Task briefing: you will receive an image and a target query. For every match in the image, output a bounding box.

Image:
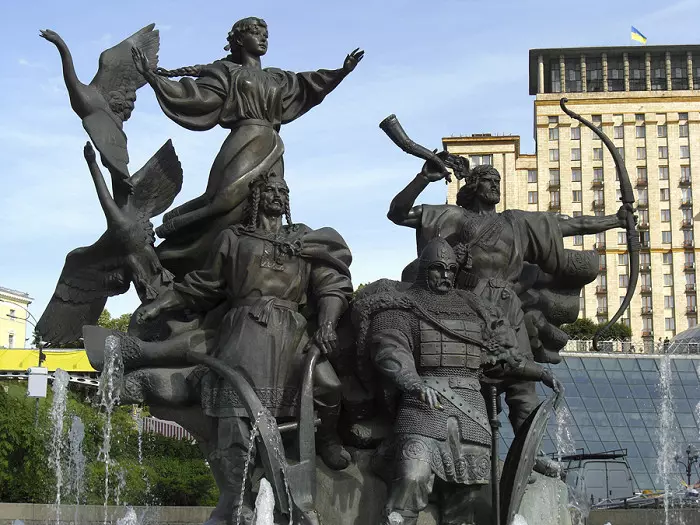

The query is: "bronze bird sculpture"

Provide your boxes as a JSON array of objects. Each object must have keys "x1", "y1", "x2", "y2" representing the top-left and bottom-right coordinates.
[
  {"x1": 40, "y1": 25, "x2": 159, "y2": 204},
  {"x1": 36, "y1": 140, "x2": 182, "y2": 346}
]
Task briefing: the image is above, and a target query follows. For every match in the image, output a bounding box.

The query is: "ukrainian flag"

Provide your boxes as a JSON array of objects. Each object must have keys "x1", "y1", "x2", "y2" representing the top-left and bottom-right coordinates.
[{"x1": 631, "y1": 26, "x2": 647, "y2": 44}]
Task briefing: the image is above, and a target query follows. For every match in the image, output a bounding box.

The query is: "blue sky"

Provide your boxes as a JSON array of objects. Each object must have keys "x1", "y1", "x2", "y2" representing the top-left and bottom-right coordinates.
[{"x1": 2, "y1": 0, "x2": 700, "y2": 343}]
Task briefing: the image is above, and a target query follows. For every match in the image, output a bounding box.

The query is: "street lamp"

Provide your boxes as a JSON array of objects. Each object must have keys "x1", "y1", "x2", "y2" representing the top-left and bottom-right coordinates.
[{"x1": 675, "y1": 444, "x2": 700, "y2": 487}]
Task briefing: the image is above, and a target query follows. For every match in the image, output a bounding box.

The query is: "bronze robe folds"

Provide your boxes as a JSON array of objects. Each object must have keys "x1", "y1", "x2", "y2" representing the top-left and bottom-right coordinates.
[{"x1": 174, "y1": 224, "x2": 352, "y2": 418}]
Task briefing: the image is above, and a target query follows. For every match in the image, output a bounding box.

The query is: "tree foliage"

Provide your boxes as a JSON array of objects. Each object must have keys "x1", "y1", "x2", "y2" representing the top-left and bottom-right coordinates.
[
  {"x1": 560, "y1": 318, "x2": 632, "y2": 341},
  {"x1": 0, "y1": 381, "x2": 216, "y2": 505}
]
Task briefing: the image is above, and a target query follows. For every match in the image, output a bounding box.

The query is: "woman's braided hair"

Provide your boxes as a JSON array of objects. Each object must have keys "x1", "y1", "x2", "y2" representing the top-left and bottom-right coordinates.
[{"x1": 155, "y1": 17, "x2": 267, "y2": 77}]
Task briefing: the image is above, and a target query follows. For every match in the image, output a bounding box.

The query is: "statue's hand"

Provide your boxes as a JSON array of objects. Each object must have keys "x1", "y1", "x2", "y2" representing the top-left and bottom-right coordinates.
[
  {"x1": 137, "y1": 301, "x2": 163, "y2": 324},
  {"x1": 420, "y1": 150, "x2": 450, "y2": 182},
  {"x1": 39, "y1": 29, "x2": 64, "y2": 45},
  {"x1": 131, "y1": 46, "x2": 151, "y2": 77},
  {"x1": 343, "y1": 48, "x2": 365, "y2": 73},
  {"x1": 540, "y1": 369, "x2": 563, "y2": 395},
  {"x1": 83, "y1": 142, "x2": 97, "y2": 163},
  {"x1": 414, "y1": 384, "x2": 443, "y2": 410},
  {"x1": 616, "y1": 203, "x2": 637, "y2": 228},
  {"x1": 313, "y1": 322, "x2": 337, "y2": 355}
]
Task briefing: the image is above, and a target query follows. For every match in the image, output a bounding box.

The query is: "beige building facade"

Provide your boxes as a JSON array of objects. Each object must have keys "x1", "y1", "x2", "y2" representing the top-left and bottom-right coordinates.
[
  {"x1": 0, "y1": 286, "x2": 33, "y2": 349},
  {"x1": 444, "y1": 44, "x2": 700, "y2": 341}
]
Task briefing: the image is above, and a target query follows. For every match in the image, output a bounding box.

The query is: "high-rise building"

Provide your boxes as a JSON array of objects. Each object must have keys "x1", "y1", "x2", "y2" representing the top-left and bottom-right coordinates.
[
  {"x1": 0, "y1": 286, "x2": 33, "y2": 349},
  {"x1": 444, "y1": 44, "x2": 700, "y2": 342}
]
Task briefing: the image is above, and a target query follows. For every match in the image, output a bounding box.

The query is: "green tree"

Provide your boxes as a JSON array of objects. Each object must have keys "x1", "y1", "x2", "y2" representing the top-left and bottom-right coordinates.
[
  {"x1": 560, "y1": 318, "x2": 597, "y2": 340},
  {"x1": 97, "y1": 309, "x2": 131, "y2": 333},
  {"x1": 0, "y1": 380, "x2": 216, "y2": 505},
  {"x1": 596, "y1": 321, "x2": 632, "y2": 340}
]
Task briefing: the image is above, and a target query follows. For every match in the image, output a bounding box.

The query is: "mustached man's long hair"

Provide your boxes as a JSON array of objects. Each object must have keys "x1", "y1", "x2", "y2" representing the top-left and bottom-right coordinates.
[
  {"x1": 455, "y1": 164, "x2": 501, "y2": 209},
  {"x1": 245, "y1": 172, "x2": 292, "y2": 230}
]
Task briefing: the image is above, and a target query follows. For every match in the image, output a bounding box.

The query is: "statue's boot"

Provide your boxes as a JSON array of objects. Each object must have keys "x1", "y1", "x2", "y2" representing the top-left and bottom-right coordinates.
[
  {"x1": 83, "y1": 325, "x2": 214, "y2": 372},
  {"x1": 205, "y1": 448, "x2": 255, "y2": 525},
  {"x1": 315, "y1": 403, "x2": 351, "y2": 470}
]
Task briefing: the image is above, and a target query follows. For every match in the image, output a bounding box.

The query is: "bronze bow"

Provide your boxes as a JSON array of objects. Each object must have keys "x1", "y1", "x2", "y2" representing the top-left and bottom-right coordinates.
[{"x1": 559, "y1": 98, "x2": 639, "y2": 350}]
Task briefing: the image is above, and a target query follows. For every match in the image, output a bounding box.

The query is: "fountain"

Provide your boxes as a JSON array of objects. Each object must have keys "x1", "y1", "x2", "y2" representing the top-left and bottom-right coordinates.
[
  {"x1": 49, "y1": 369, "x2": 70, "y2": 525},
  {"x1": 67, "y1": 415, "x2": 86, "y2": 523}
]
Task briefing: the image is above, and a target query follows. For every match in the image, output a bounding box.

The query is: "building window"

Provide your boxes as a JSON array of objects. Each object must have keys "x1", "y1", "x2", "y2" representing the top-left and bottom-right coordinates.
[
  {"x1": 681, "y1": 145, "x2": 690, "y2": 158},
  {"x1": 549, "y1": 116, "x2": 559, "y2": 124},
  {"x1": 8, "y1": 309, "x2": 15, "y2": 319},
  {"x1": 572, "y1": 190, "x2": 582, "y2": 202},
  {"x1": 550, "y1": 191, "x2": 560, "y2": 205},
  {"x1": 662, "y1": 231, "x2": 672, "y2": 243},
  {"x1": 635, "y1": 113, "x2": 645, "y2": 122},
  {"x1": 665, "y1": 318, "x2": 676, "y2": 332},
  {"x1": 614, "y1": 125, "x2": 624, "y2": 139},
  {"x1": 571, "y1": 127, "x2": 580, "y2": 140},
  {"x1": 593, "y1": 148, "x2": 603, "y2": 160},
  {"x1": 629, "y1": 55, "x2": 646, "y2": 90},
  {"x1": 471, "y1": 155, "x2": 492, "y2": 166},
  {"x1": 651, "y1": 54, "x2": 667, "y2": 90},
  {"x1": 593, "y1": 167, "x2": 603, "y2": 181},
  {"x1": 681, "y1": 166, "x2": 691, "y2": 180},
  {"x1": 658, "y1": 124, "x2": 667, "y2": 138},
  {"x1": 639, "y1": 209, "x2": 649, "y2": 225},
  {"x1": 664, "y1": 273, "x2": 674, "y2": 286},
  {"x1": 619, "y1": 274, "x2": 629, "y2": 287},
  {"x1": 682, "y1": 187, "x2": 693, "y2": 203},
  {"x1": 638, "y1": 188, "x2": 648, "y2": 205},
  {"x1": 663, "y1": 252, "x2": 673, "y2": 264},
  {"x1": 664, "y1": 296, "x2": 675, "y2": 309},
  {"x1": 671, "y1": 54, "x2": 688, "y2": 90},
  {"x1": 573, "y1": 210, "x2": 582, "y2": 217},
  {"x1": 660, "y1": 188, "x2": 670, "y2": 201},
  {"x1": 636, "y1": 147, "x2": 646, "y2": 160},
  {"x1": 608, "y1": 55, "x2": 624, "y2": 91},
  {"x1": 618, "y1": 253, "x2": 628, "y2": 265},
  {"x1": 659, "y1": 166, "x2": 669, "y2": 180},
  {"x1": 661, "y1": 209, "x2": 671, "y2": 222},
  {"x1": 635, "y1": 125, "x2": 646, "y2": 138},
  {"x1": 549, "y1": 127, "x2": 559, "y2": 140},
  {"x1": 528, "y1": 191, "x2": 538, "y2": 204},
  {"x1": 8, "y1": 333, "x2": 13, "y2": 349},
  {"x1": 680, "y1": 112, "x2": 689, "y2": 120},
  {"x1": 617, "y1": 147, "x2": 625, "y2": 160},
  {"x1": 618, "y1": 232, "x2": 627, "y2": 244},
  {"x1": 659, "y1": 146, "x2": 669, "y2": 159},
  {"x1": 549, "y1": 59, "x2": 561, "y2": 93},
  {"x1": 587, "y1": 57, "x2": 603, "y2": 92},
  {"x1": 565, "y1": 57, "x2": 582, "y2": 92},
  {"x1": 572, "y1": 168, "x2": 582, "y2": 182},
  {"x1": 680, "y1": 123, "x2": 689, "y2": 137},
  {"x1": 549, "y1": 169, "x2": 560, "y2": 183},
  {"x1": 637, "y1": 166, "x2": 647, "y2": 180},
  {"x1": 526, "y1": 169, "x2": 537, "y2": 183},
  {"x1": 573, "y1": 235, "x2": 583, "y2": 246},
  {"x1": 549, "y1": 149, "x2": 559, "y2": 161},
  {"x1": 571, "y1": 148, "x2": 581, "y2": 161}
]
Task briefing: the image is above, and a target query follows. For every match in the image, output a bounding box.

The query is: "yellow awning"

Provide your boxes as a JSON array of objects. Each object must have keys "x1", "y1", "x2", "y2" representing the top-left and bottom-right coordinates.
[{"x1": 0, "y1": 349, "x2": 96, "y2": 372}]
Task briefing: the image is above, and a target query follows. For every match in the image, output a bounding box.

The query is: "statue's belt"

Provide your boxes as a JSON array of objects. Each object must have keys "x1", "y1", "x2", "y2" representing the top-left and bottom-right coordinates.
[
  {"x1": 226, "y1": 118, "x2": 277, "y2": 131},
  {"x1": 231, "y1": 296, "x2": 299, "y2": 326},
  {"x1": 421, "y1": 376, "x2": 490, "y2": 431}
]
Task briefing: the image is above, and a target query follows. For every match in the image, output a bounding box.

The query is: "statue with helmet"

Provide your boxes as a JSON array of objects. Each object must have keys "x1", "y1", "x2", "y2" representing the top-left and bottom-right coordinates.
[{"x1": 353, "y1": 238, "x2": 562, "y2": 525}]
